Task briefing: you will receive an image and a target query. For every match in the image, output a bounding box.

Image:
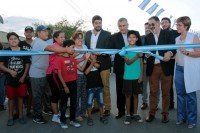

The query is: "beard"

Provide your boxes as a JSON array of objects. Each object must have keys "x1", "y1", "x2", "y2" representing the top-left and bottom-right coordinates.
[{"x1": 94, "y1": 27, "x2": 102, "y2": 32}]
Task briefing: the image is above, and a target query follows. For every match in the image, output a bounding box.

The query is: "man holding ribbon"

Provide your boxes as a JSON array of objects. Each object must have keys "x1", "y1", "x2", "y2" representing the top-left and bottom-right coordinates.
[
  {"x1": 85, "y1": 15, "x2": 112, "y2": 116},
  {"x1": 145, "y1": 16, "x2": 176, "y2": 123}
]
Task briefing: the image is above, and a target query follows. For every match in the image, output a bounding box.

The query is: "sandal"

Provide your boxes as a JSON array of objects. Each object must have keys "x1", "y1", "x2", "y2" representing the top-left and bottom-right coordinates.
[
  {"x1": 87, "y1": 118, "x2": 94, "y2": 126},
  {"x1": 100, "y1": 116, "x2": 108, "y2": 124}
]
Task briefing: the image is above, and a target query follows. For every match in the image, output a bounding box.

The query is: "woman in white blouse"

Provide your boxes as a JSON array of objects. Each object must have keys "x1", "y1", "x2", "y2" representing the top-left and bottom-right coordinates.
[{"x1": 175, "y1": 16, "x2": 200, "y2": 129}]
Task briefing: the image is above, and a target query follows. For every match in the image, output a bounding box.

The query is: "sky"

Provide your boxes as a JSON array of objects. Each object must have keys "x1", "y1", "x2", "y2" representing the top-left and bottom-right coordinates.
[{"x1": 0, "y1": 0, "x2": 200, "y2": 37}]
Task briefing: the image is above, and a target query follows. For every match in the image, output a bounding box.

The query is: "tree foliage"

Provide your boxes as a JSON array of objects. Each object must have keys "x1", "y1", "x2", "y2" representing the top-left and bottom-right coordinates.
[{"x1": 33, "y1": 18, "x2": 85, "y2": 39}]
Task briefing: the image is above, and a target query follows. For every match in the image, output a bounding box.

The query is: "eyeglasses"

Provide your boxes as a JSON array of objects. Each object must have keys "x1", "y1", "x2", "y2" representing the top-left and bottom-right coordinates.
[{"x1": 148, "y1": 23, "x2": 155, "y2": 27}]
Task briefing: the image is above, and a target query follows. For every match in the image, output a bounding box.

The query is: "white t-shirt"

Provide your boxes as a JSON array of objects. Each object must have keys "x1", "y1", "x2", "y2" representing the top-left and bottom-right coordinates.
[
  {"x1": 29, "y1": 38, "x2": 50, "y2": 78},
  {"x1": 90, "y1": 30, "x2": 101, "y2": 49}
]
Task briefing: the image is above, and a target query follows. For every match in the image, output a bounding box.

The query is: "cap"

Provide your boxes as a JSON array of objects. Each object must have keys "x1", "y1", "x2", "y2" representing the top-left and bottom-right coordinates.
[
  {"x1": 36, "y1": 25, "x2": 49, "y2": 32},
  {"x1": 25, "y1": 26, "x2": 34, "y2": 31}
]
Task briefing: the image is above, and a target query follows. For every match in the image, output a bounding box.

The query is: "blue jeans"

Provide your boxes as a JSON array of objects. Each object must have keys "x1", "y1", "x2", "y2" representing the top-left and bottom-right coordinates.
[
  {"x1": 87, "y1": 87, "x2": 103, "y2": 108},
  {"x1": 175, "y1": 65, "x2": 197, "y2": 125},
  {"x1": 0, "y1": 75, "x2": 6, "y2": 105}
]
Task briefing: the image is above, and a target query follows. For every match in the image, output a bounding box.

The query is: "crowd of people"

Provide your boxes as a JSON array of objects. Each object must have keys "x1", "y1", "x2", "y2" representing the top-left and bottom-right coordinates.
[{"x1": 0, "y1": 15, "x2": 200, "y2": 129}]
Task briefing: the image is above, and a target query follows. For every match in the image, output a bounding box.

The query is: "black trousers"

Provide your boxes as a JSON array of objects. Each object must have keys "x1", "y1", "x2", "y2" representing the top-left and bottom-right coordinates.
[
  {"x1": 60, "y1": 80, "x2": 77, "y2": 122},
  {"x1": 115, "y1": 72, "x2": 134, "y2": 115}
]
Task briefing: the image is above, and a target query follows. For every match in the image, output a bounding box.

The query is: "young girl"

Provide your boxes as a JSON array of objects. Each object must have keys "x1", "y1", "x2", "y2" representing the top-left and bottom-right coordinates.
[
  {"x1": 122, "y1": 30, "x2": 143, "y2": 125},
  {"x1": 55, "y1": 39, "x2": 90, "y2": 129},
  {"x1": 46, "y1": 30, "x2": 65, "y2": 123},
  {"x1": 0, "y1": 32, "x2": 30, "y2": 126}
]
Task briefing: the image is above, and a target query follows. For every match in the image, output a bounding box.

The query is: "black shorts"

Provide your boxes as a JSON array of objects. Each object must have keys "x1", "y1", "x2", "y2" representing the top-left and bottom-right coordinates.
[{"x1": 122, "y1": 80, "x2": 143, "y2": 95}]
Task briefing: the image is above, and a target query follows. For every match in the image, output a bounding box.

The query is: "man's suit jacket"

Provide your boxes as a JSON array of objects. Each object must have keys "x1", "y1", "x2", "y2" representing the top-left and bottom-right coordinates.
[
  {"x1": 144, "y1": 29, "x2": 176, "y2": 76},
  {"x1": 85, "y1": 29, "x2": 111, "y2": 71},
  {"x1": 110, "y1": 30, "x2": 141, "y2": 74}
]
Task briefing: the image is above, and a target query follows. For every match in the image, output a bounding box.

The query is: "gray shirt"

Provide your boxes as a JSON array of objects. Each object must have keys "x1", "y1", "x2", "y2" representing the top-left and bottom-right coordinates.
[{"x1": 29, "y1": 38, "x2": 50, "y2": 78}]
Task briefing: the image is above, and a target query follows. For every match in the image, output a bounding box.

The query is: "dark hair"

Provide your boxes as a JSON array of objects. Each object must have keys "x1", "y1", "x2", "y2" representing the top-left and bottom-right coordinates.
[
  {"x1": 161, "y1": 17, "x2": 171, "y2": 24},
  {"x1": 7, "y1": 32, "x2": 19, "y2": 41},
  {"x1": 92, "y1": 15, "x2": 102, "y2": 24},
  {"x1": 63, "y1": 39, "x2": 75, "y2": 47},
  {"x1": 144, "y1": 22, "x2": 149, "y2": 25},
  {"x1": 127, "y1": 30, "x2": 141, "y2": 46},
  {"x1": 0, "y1": 42, "x2": 3, "y2": 50},
  {"x1": 53, "y1": 30, "x2": 64, "y2": 43},
  {"x1": 149, "y1": 16, "x2": 160, "y2": 22}
]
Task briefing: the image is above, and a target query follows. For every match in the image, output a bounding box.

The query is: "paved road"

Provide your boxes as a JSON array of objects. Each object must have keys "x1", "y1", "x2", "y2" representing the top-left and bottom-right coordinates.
[{"x1": 0, "y1": 73, "x2": 200, "y2": 133}]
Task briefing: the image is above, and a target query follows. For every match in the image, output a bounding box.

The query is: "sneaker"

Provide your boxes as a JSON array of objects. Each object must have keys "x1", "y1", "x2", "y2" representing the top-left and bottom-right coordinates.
[
  {"x1": 87, "y1": 118, "x2": 94, "y2": 126},
  {"x1": 100, "y1": 116, "x2": 108, "y2": 124},
  {"x1": 19, "y1": 117, "x2": 26, "y2": 124},
  {"x1": 69, "y1": 121, "x2": 81, "y2": 128},
  {"x1": 52, "y1": 114, "x2": 60, "y2": 123},
  {"x1": 188, "y1": 124, "x2": 196, "y2": 129},
  {"x1": 65, "y1": 114, "x2": 70, "y2": 118},
  {"x1": 60, "y1": 122, "x2": 68, "y2": 129},
  {"x1": 43, "y1": 110, "x2": 53, "y2": 116},
  {"x1": 7, "y1": 119, "x2": 14, "y2": 126},
  {"x1": 124, "y1": 115, "x2": 131, "y2": 125},
  {"x1": 141, "y1": 103, "x2": 148, "y2": 110},
  {"x1": 0, "y1": 105, "x2": 6, "y2": 111},
  {"x1": 33, "y1": 117, "x2": 47, "y2": 124},
  {"x1": 132, "y1": 115, "x2": 143, "y2": 123},
  {"x1": 58, "y1": 113, "x2": 69, "y2": 119},
  {"x1": 76, "y1": 116, "x2": 83, "y2": 122}
]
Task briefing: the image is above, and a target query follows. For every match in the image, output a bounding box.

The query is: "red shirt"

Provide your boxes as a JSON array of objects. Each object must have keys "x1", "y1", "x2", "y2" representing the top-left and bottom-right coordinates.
[
  {"x1": 46, "y1": 42, "x2": 61, "y2": 74},
  {"x1": 55, "y1": 56, "x2": 77, "y2": 82}
]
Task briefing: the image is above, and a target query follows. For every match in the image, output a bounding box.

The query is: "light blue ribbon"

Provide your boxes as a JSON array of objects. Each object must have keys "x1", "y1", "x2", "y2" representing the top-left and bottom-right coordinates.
[{"x1": 1, "y1": 44, "x2": 200, "y2": 60}]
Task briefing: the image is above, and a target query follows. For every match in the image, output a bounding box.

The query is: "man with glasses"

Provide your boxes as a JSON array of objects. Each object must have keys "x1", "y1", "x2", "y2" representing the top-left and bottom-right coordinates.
[{"x1": 145, "y1": 16, "x2": 176, "y2": 123}]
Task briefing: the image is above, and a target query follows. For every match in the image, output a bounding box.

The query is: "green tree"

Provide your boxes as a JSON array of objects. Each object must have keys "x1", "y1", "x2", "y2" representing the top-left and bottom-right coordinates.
[{"x1": 33, "y1": 18, "x2": 85, "y2": 39}]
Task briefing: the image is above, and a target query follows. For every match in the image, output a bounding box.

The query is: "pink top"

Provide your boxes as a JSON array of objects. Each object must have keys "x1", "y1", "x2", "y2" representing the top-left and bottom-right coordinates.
[{"x1": 46, "y1": 42, "x2": 61, "y2": 74}]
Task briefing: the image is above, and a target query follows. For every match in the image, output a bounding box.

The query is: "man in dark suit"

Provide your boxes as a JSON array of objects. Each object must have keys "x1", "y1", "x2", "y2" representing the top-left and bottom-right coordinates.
[
  {"x1": 145, "y1": 16, "x2": 176, "y2": 123},
  {"x1": 140, "y1": 22, "x2": 151, "y2": 110},
  {"x1": 110, "y1": 18, "x2": 141, "y2": 119},
  {"x1": 85, "y1": 15, "x2": 111, "y2": 116},
  {"x1": 161, "y1": 17, "x2": 181, "y2": 110}
]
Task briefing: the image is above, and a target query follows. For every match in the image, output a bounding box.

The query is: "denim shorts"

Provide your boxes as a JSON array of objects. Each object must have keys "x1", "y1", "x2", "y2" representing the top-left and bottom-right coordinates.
[{"x1": 87, "y1": 87, "x2": 103, "y2": 108}]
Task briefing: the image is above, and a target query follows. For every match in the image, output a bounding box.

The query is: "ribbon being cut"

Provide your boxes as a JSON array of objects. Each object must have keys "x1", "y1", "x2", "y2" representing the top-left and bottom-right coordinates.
[
  {"x1": 1, "y1": 43, "x2": 200, "y2": 93},
  {"x1": 1, "y1": 44, "x2": 200, "y2": 58}
]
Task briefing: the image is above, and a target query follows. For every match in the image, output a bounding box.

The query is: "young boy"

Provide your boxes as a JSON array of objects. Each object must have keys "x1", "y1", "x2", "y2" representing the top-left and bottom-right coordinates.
[
  {"x1": 0, "y1": 32, "x2": 31, "y2": 126},
  {"x1": 122, "y1": 30, "x2": 143, "y2": 125},
  {"x1": 56, "y1": 39, "x2": 90, "y2": 129},
  {"x1": 84, "y1": 53, "x2": 108, "y2": 126}
]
